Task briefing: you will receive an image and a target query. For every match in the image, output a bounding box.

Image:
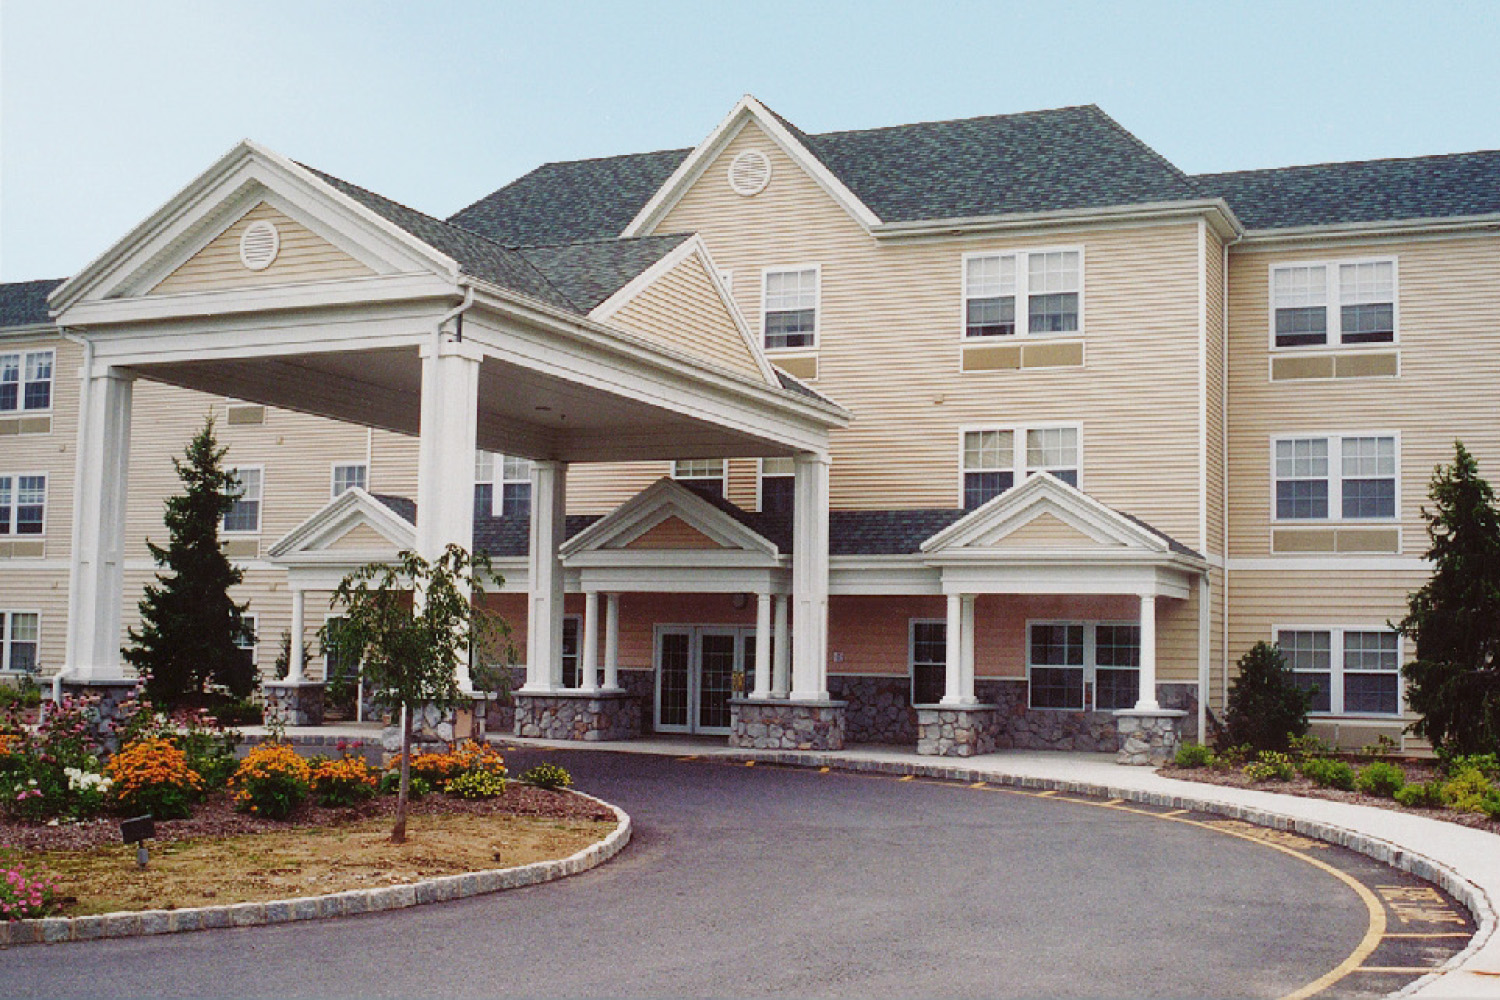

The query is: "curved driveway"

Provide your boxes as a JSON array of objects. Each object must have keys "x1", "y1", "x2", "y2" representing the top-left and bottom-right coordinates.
[{"x1": 1, "y1": 749, "x2": 1383, "y2": 998}]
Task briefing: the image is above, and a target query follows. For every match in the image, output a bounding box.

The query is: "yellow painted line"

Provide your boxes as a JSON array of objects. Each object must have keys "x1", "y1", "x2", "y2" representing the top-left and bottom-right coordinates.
[
  {"x1": 818, "y1": 766, "x2": 831, "y2": 773},
  {"x1": 1104, "y1": 798, "x2": 1124, "y2": 806},
  {"x1": 1358, "y1": 967, "x2": 1443, "y2": 975},
  {"x1": 744, "y1": 761, "x2": 756, "y2": 767},
  {"x1": 970, "y1": 781, "x2": 988, "y2": 789},
  {"x1": 897, "y1": 775, "x2": 915, "y2": 782},
  {"x1": 1384, "y1": 932, "x2": 1472, "y2": 939},
  {"x1": 1163, "y1": 808, "x2": 1190, "y2": 817},
  {"x1": 1036, "y1": 789, "x2": 1059, "y2": 797},
  {"x1": 676, "y1": 755, "x2": 698, "y2": 761}
]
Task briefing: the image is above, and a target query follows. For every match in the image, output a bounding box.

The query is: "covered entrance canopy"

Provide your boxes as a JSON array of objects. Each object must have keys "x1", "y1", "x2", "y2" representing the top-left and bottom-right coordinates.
[{"x1": 48, "y1": 139, "x2": 848, "y2": 700}]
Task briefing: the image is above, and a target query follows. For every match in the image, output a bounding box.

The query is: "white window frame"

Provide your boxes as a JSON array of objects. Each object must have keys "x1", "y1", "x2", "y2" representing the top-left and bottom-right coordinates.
[
  {"x1": 1267, "y1": 257, "x2": 1399, "y2": 351},
  {"x1": 0, "y1": 610, "x2": 41, "y2": 674},
  {"x1": 960, "y1": 247, "x2": 1085, "y2": 341},
  {"x1": 0, "y1": 472, "x2": 47, "y2": 537},
  {"x1": 224, "y1": 465, "x2": 264, "y2": 535},
  {"x1": 756, "y1": 457, "x2": 796, "y2": 513},
  {"x1": 235, "y1": 612, "x2": 259, "y2": 671},
  {"x1": 1269, "y1": 432, "x2": 1400, "y2": 524},
  {"x1": 672, "y1": 459, "x2": 728, "y2": 496},
  {"x1": 1025, "y1": 619, "x2": 1140, "y2": 712},
  {"x1": 330, "y1": 462, "x2": 368, "y2": 498},
  {"x1": 0, "y1": 349, "x2": 55, "y2": 414},
  {"x1": 499, "y1": 455, "x2": 533, "y2": 517},
  {"x1": 760, "y1": 264, "x2": 821, "y2": 353},
  {"x1": 908, "y1": 618, "x2": 947, "y2": 706},
  {"x1": 1273, "y1": 625, "x2": 1404, "y2": 718},
  {"x1": 957, "y1": 423, "x2": 1083, "y2": 508}
]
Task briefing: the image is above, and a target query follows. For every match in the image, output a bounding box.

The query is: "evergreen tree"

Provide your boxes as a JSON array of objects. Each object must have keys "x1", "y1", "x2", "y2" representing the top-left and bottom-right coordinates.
[
  {"x1": 1397, "y1": 442, "x2": 1500, "y2": 754},
  {"x1": 124, "y1": 417, "x2": 256, "y2": 706},
  {"x1": 1223, "y1": 641, "x2": 1313, "y2": 751}
]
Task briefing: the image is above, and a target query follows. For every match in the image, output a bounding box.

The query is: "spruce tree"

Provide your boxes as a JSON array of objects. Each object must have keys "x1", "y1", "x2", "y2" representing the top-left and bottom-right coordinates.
[
  {"x1": 125, "y1": 416, "x2": 256, "y2": 706},
  {"x1": 1223, "y1": 641, "x2": 1313, "y2": 751},
  {"x1": 1397, "y1": 442, "x2": 1500, "y2": 754}
]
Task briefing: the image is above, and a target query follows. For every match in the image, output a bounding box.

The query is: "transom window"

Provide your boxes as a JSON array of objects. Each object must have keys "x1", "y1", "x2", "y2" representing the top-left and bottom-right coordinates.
[
  {"x1": 0, "y1": 475, "x2": 46, "y2": 535},
  {"x1": 759, "y1": 457, "x2": 795, "y2": 515},
  {"x1": 1277, "y1": 627, "x2": 1401, "y2": 716},
  {"x1": 1, "y1": 611, "x2": 39, "y2": 674},
  {"x1": 1272, "y1": 259, "x2": 1396, "y2": 348},
  {"x1": 962, "y1": 426, "x2": 1080, "y2": 509},
  {"x1": 331, "y1": 463, "x2": 367, "y2": 498},
  {"x1": 475, "y1": 452, "x2": 532, "y2": 518},
  {"x1": 673, "y1": 459, "x2": 726, "y2": 499},
  {"x1": 1274, "y1": 435, "x2": 1396, "y2": 521},
  {"x1": 762, "y1": 268, "x2": 818, "y2": 350},
  {"x1": 1028, "y1": 621, "x2": 1140, "y2": 711},
  {"x1": 0, "y1": 350, "x2": 54, "y2": 412},
  {"x1": 964, "y1": 249, "x2": 1081, "y2": 338},
  {"x1": 224, "y1": 468, "x2": 262, "y2": 534},
  {"x1": 909, "y1": 619, "x2": 948, "y2": 706}
]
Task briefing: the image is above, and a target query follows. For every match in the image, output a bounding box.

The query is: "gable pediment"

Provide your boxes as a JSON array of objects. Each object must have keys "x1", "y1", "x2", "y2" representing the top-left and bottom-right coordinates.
[
  {"x1": 561, "y1": 478, "x2": 779, "y2": 561},
  {"x1": 267, "y1": 488, "x2": 416, "y2": 563}
]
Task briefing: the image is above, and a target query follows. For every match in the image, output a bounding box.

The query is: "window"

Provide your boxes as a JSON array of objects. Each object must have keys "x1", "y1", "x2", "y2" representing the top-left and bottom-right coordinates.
[
  {"x1": 1027, "y1": 622, "x2": 1140, "y2": 711},
  {"x1": 909, "y1": 620, "x2": 947, "y2": 705},
  {"x1": 475, "y1": 452, "x2": 531, "y2": 518},
  {"x1": 235, "y1": 614, "x2": 258, "y2": 675},
  {"x1": 0, "y1": 350, "x2": 53, "y2": 412},
  {"x1": 224, "y1": 468, "x2": 262, "y2": 533},
  {"x1": 1, "y1": 612, "x2": 39, "y2": 673},
  {"x1": 561, "y1": 615, "x2": 581, "y2": 688},
  {"x1": 673, "y1": 459, "x2": 726, "y2": 499},
  {"x1": 1274, "y1": 435, "x2": 1396, "y2": 521},
  {"x1": 961, "y1": 426, "x2": 1080, "y2": 509},
  {"x1": 762, "y1": 268, "x2": 817, "y2": 350},
  {"x1": 0, "y1": 475, "x2": 46, "y2": 536},
  {"x1": 1272, "y1": 259, "x2": 1395, "y2": 348},
  {"x1": 759, "y1": 457, "x2": 795, "y2": 514},
  {"x1": 474, "y1": 452, "x2": 495, "y2": 518},
  {"x1": 964, "y1": 250, "x2": 1081, "y2": 339},
  {"x1": 331, "y1": 463, "x2": 367, "y2": 498},
  {"x1": 1277, "y1": 627, "x2": 1401, "y2": 716}
]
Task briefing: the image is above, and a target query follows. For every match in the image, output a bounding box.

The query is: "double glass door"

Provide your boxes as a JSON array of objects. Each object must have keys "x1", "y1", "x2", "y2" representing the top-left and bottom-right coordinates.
[{"x1": 655, "y1": 626, "x2": 758, "y2": 735}]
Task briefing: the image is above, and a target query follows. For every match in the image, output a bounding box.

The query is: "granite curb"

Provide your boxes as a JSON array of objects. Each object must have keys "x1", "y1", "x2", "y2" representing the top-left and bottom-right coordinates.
[{"x1": 0, "y1": 789, "x2": 630, "y2": 948}]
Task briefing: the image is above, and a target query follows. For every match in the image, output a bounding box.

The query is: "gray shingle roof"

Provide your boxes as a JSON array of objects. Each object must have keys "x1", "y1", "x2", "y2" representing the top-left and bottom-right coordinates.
[
  {"x1": 1196, "y1": 149, "x2": 1500, "y2": 230},
  {"x1": 515, "y1": 234, "x2": 693, "y2": 313},
  {"x1": 0, "y1": 278, "x2": 66, "y2": 328}
]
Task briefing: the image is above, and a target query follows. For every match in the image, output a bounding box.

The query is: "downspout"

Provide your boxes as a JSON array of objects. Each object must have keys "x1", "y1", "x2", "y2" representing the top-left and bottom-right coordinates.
[
  {"x1": 436, "y1": 283, "x2": 476, "y2": 344},
  {"x1": 1220, "y1": 231, "x2": 1240, "y2": 722},
  {"x1": 55, "y1": 328, "x2": 94, "y2": 708}
]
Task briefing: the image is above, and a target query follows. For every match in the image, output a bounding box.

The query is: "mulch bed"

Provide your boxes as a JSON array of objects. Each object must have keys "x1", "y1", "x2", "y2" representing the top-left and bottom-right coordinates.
[
  {"x1": 0, "y1": 784, "x2": 613, "y2": 854},
  {"x1": 1159, "y1": 763, "x2": 1500, "y2": 836}
]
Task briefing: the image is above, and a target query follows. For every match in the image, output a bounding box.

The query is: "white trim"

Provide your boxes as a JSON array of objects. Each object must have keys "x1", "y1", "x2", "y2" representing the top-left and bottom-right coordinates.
[
  {"x1": 1266, "y1": 256, "x2": 1400, "y2": 352},
  {"x1": 329, "y1": 461, "x2": 368, "y2": 499},
  {"x1": 1196, "y1": 219, "x2": 1208, "y2": 556},
  {"x1": 560, "y1": 478, "x2": 780, "y2": 560},
  {"x1": 1269, "y1": 431, "x2": 1402, "y2": 525},
  {"x1": 670, "y1": 458, "x2": 729, "y2": 498},
  {"x1": 959, "y1": 246, "x2": 1085, "y2": 342},
  {"x1": 223, "y1": 464, "x2": 265, "y2": 536},
  {"x1": 760, "y1": 263, "x2": 821, "y2": 353},
  {"x1": 0, "y1": 609, "x2": 41, "y2": 675},
  {"x1": 266, "y1": 487, "x2": 416, "y2": 561},
  {"x1": 1227, "y1": 556, "x2": 1428, "y2": 572},
  {"x1": 872, "y1": 198, "x2": 1243, "y2": 242},
  {"x1": 1271, "y1": 623, "x2": 1405, "y2": 719},
  {"x1": 955, "y1": 423, "x2": 1083, "y2": 509},
  {"x1": 1264, "y1": 348, "x2": 1402, "y2": 383},
  {"x1": 1237, "y1": 212, "x2": 1500, "y2": 245},
  {"x1": 0, "y1": 348, "x2": 56, "y2": 417},
  {"x1": 756, "y1": 457, "x2": 796, "y2": 513},
  {"x1": 908, "y1": 617, "x2": 947, "y2": 707},
  {"x1": 0, "y1": 471, "x2": 49, "y2": 538}
]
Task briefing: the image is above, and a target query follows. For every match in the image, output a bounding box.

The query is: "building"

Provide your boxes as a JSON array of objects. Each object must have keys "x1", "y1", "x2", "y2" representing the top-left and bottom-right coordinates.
[{"x1": 3, "y1": 97, "x2": 1497, "y2": 758}]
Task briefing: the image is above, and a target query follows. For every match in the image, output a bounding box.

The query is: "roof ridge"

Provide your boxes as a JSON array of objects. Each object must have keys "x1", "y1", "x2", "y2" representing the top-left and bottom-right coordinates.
[
  {"x1": 1196, "y1": 146, "x2": 1500, "y2": 180},
  {"x1": 806, "y1": 102, "x2": 1105, "y2": 141},
  {"x1": 508, "y1": 232, "x2": 692, "y2": 251},
  {"x1": 1085, "y1": 105, "x2": 1205, "y2": 196}
]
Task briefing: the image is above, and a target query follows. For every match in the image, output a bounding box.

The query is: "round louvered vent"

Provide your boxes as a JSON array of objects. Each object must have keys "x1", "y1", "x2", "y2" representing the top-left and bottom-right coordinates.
[
  {"x1": 727, "y1": 149, "x2": 772, "y2": 197},
  {"x1": 238, "y1": 220, "x2": 281, "y2": 271}
]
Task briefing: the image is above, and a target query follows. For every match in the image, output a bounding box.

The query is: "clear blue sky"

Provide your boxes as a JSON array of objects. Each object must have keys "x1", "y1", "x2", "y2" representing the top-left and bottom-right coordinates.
[{"x1": 3, "y1": 0, "x2": 1497, "y2": 281}]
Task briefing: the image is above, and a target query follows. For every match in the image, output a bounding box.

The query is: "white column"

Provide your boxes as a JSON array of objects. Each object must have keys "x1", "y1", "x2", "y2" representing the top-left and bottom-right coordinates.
[
  {"x1": 1197, "y1": 575, "x2": 1211, "y2": 742},
  {"x1": 1134, "y1": 593, "x2": 1160, "y2": 711},
  {"x1": 960, "y1": 594, "x2": 977, "y2": 705},
  {"x1": 288, "y1": 587, "x2": 307, "y2": 683},
  {"x1": 415, "y1": 340, "x2": 481, "y2": 693},
  {"x1": 65, "y1": 365, "x2": 134, "y2": 681},
  {"x1": 752, "y1": 593, "x2": 772, "y2": 699},
  {"x1": 523, "y1": 460, "x2": 568, "y2": 692},
  {"x1": 790, "y1": 453, "x2": 830, "y2": 701},
  {"x1": 771, "y1": 594, "x2": 790, "y2": 699},
  {"x1": 603, "y1": 593, "x2": 621, "y2": 691},
  {"x1": 580, "y1": 591, "x2": 600, "y2": 692},
  {"x1": 941, "y1": 594, "x2": 963, "y2": 705}
]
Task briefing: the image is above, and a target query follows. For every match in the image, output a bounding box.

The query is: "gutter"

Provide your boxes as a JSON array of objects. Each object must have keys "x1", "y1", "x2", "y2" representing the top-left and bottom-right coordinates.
[{"x1": 870, "y1": 198, "x2": 1246, "y2": 243}]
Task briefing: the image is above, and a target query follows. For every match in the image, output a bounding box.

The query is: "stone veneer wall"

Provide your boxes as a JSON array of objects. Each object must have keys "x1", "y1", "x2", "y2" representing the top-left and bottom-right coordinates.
[
  {"x1": 1157, "y1": 682, "x2": 1199, "y2": 743},
  {"x1": 729, "y1": 699, "x2": 846, "y2": 750},
  {"x1": 513, "y1": 692, "x2": 642, "y2": 742},
  {"x1": 829, "y1": 675, "x2": 917, "y2": 745},
  {"x1": 916, "y1": 707, "x2": 998, "y2": 757},
  {"x1": 262, "y1": 682, "x2": 324, "y2": 727},
  {"x1": 483, "y1": 668, "x2": 654, "y2": 736},
  {"x1": 973, "y1": 679, "x2": 1201, "y2": 752}
]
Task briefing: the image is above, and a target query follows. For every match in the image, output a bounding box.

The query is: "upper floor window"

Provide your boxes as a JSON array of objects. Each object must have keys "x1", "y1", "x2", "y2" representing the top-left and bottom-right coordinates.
[
  {"x1": 1274, "y1": 435, "x2": 1396, "y2": 521},
  {"x1": 962, "y1": 426, "x2": 1079, "y2": 509},
  {"x1": 1, "y1": 611, "x2": 39, "y2": 674},
  {"x1": 224, "y1": 467, "x2": 262, "y2": 534},
  {"x1": 475, "y1": 452, "x2": 532, "y2": 518},
  {"x1": 331, "y1": 463, "x2": 367, "y2": 498},
  {"x1": 762, "y1": 268, "x2": 817, "y2": 350},
  {"x1": 964, "y1": 250, "x2": 1081, "y2": 339},
  {"x1": 1272, "y1": 259, "x2": 1395, "y2": 348},
  {"x1": 0, "y1": 350, "x2": 53, "y2": 412},
  {"x1": 759, "y1": 457, "x2": 795, "y2": 514},
  {"x1": 0, "y1": 475, "x2": 46, "y2": 535},
  {"x1": 1277, "y1": 627, "x2": 1400, "y2": 716},
  {"x1": 673, "y1": 459, "x2": 726, "y2": 500}
]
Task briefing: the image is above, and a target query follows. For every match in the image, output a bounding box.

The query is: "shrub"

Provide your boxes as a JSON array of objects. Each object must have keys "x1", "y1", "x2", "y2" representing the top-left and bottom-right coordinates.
[
  {"x1": 1287, "y1": 733, "x2": 1336, "y2": 763},
  {"x1": 444, "y1": 769, "x2": 507, "y2": 799},
  {"x1": 1174, "y1": 743, "x2": 1217, "y2": 768},
  {"x1": 378, "y1": 770, "x2": 430, "y2": 799},
  {"x1": 1481, "y1": 790, "x2": 1500, "y2": 820},
  {"x1": 1354, "y1": 761, "x2": 1407, "y2": 799},
  {"x1": 1223, "y1": 642, "x2": 1313, "y2": 752},
  {"x1": 310, "y1": 756, "x2": 378, "y2": 808},
  {"x1": 1301, "y1": 757, "x2": 1356, "y2": 791},
  {"x1": 0, "y1": 860, "x2": 58, "y2": 921},
  {"x1": 1215, "y1": 744, "x2": 1254, "y2": 768},
  {"x1": 230, "y1": 743, "x2": 311, "y2": 819},
  {"x1": 1440, "y1": 767, "x2": 1496, "y2": 813},
  {"x1": 0, "y1": 678, "x2": 41, "y2": 712},
  {"x1": 451, "y1": 740, "x2": 507, "y2": 777},
  {"x1": 1243, "y1": 751, "x2": 1294, "y2": 783},
  {"x1": 108, "y1": 738, "x2": 204, "y2": 819},
  {"x1": 1394, "y1": 781, "x2": 1445, "y2": 808},
  {"x1": 1436, "y1": 750, "x2": 1500, "y2": 778},
  {"x1": 520, "y1": 762, "x2": 572, "y2": 790}
]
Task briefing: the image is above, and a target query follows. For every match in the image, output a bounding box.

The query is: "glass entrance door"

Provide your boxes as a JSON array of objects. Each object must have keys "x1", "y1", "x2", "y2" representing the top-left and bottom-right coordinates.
[{"x1": 654, "y1": 626, "x2": 758, "y2": 735}]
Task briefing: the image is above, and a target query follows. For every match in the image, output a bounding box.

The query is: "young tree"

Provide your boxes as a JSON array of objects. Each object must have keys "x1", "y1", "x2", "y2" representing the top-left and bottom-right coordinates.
[
  {"x1": 323, "y1": 545, "x2": 508, "y2": 843},
  {"x1": 1223, "y1": 641, "x2": 1313, "y2": 752},
  {"x1": 1397, "y1": 442, "x2": 1500, "y2": 755},
  {"x1": 124, "y1": 417, "x2": 256, "y2": 707}
]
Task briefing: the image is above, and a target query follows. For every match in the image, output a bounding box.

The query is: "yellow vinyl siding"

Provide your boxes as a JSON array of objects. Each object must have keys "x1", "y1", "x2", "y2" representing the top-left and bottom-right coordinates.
[
  {"x1": 0, "y1": 334, "x2": 82, "y2": 561},
  {"x1": 1204, "y1": 227, "x2": 1226, "y2": 556},
  {"x1": 150, "y1": 202, "x2": 375, "y2": 295},
  {"x1": 568, "y1": 462, "x2": 672, "y2": 516},
  {"x1": 991, "y1": 513, "x2": 1108, "y2": 549},
  {"x1": 0, "y1": 568, "x2": 69, "y2": 674},
  {"x1": 606, "y1": 253, "x2": 766, "y2": 381},
  {"x1": 326, "y1": 523, "x2": 395, "y2": 551}
]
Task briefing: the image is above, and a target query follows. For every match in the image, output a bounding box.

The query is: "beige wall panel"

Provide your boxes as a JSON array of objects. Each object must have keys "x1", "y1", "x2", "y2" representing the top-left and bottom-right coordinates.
[
  {"x1": 0, "y1": 567, "x2": 70, "y2": 674},
  {"x1": 607, "y1": 253, "x2": 765, "y2": 380},
  {"x1": 1225, "y1": 568, "x2": 1422, "y2": 666},
  {"x1": 367, "y1": 430, "x2": 418, "y2": 500},
  {"x1": 990, "y1": 513, "x2": 1107, "y2": 549},
  {"x1": 623, "y1": 516, "x2": 723, "y2": 550},
  {"x1": 326, "y1": 523, "x2": 395, "y2": 551},
  {"x1": 151, "y1": 203, "x2": 375, "y2": 295},
  {"x1": 1226, "y1": 232, "x2": 1500, "y2": 558},
  {"x1": 566, "y1": 462, "x2": 671, "y2": 516}
]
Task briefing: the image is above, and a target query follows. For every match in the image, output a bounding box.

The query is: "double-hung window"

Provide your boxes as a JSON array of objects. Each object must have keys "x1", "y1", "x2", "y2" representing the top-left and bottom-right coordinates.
[
  {"x1": 1, "y1": 611, "x2": 39, "y2": 673},
  {"x1": 475, "y1": 452, "x2": 533, "y2": 517},
  {"x1": 673, "y1": 459, "x2": 726, "y2": 499},
  {"x1": 962, "y1": 426, "x2": 1080, "y2": 509},
  {"x1": 331, "y1": 463, "x2": 367, "y2": 498},
  {"x1": 235, "y1": 613, "x2": 259, "y2": 674},
  {"x1": 762, "y1": 268, "x2": 817, "y2": 350},
  {"x1": 1273, "y1": 435, "x2": 1396, "y2": 521},
  {"x1": 909, "y1": 620, "x2": 948, "y2": 705},
  {"x1": 759, "y1": 457, "x2": 795, "y2": 515},
  {"x1": 224, "y1": 468, "x2": 262, "y2": 534},
  {"x1": 1277, "y1": 627, "x2": 1401, "y2": 716},
  {"x1": 1272, "y1": 259, "x2": 1396, "y2": 348},
  {"x1": 964, "y1": 250, "x2": 1081, "y2": 338},
  {"x1": 0, "y1": 350, "x2": 54, "y2": 412},
  {"x1": 0, "y1": 475, "x2": 46, "y2": 535},
  {"x1": 1027, "y1": 621, "x2": 1140, "y2": 711}
]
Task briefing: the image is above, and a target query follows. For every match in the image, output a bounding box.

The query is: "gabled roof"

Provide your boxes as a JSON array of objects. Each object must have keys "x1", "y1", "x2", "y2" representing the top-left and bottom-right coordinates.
[
  {"x1": 515, "y1": 234, "x2": 694, "y2": 314},
  {"x1": 1195, "y1": 149, "x2": 1500, "y2": 232},
  {"x1": 0, "y1": 278, "x2": 67, "y2": 329},
  {"x1": 560, "y1": 478, "x2": 783, "y2": 559},
  {"x1": 266, "y1": 487, "x2": 417, "y2": 560}
]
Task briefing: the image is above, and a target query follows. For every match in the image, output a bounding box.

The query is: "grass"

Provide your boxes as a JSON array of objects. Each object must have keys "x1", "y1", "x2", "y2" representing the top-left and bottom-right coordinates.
[{"x1": 7, "y1": 813, "x2": 613, "y2": 916}]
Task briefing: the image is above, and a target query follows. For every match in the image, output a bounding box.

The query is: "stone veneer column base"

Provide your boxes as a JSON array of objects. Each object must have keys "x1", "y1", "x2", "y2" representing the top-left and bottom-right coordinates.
[
  {"x1": 729, "y1": 698, "x2": 847, "y2": 751},
  {"x1": 262, "y1": 681, "x2": 325, "y2": 727},
  {"x1": 916, "y1": 705, "x2": 1000, "y2": 757},
  {"x1": 381, "y1": 697, "x2": 493, "y2": 753},
  {"x1": 1114, "y1": 708, "x2": 1188, "y2": 765},
  {"x1": 513, "y1": 690, "x2": 641, "y2": 742},
  {"x1": 56, "y1": 677, "x2": 142, "y2": 745}
]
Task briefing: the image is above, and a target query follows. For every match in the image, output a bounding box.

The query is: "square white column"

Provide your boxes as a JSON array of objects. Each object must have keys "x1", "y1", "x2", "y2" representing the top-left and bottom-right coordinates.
[
  {"x1": 960, "y1": 594, "x2": 977, "y2": 705},
  {"x1": 1134, "y1": 593, "x2": 1160, "y2": 711},
  {"x1": 790, "y1": 453, "x2": 830, "y2": 701},
  {"x1": 602, "y1": 593, "x2": 621, "y2": 691},
  {"x1": 580, "y1": 591, "x2": 600, "y2": 692},
  {"x1": 523, "y1": 460, "x2": 567, "y2": 692},
  {"x1": 940, "y1": 594, "x2": 963, "y2": 706},
  {"x1": 288, "y1": 587, "x2": 307, "y2": 683},
  {"x1": 65, "y1": 365, "x2": 134, "y2": 681},
  {"x1": 771, "y1": 594, "x2": 790, "y2": 699},
  {"x1": 753, "y1": 593, "x2": 772, "y2": 698}
]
